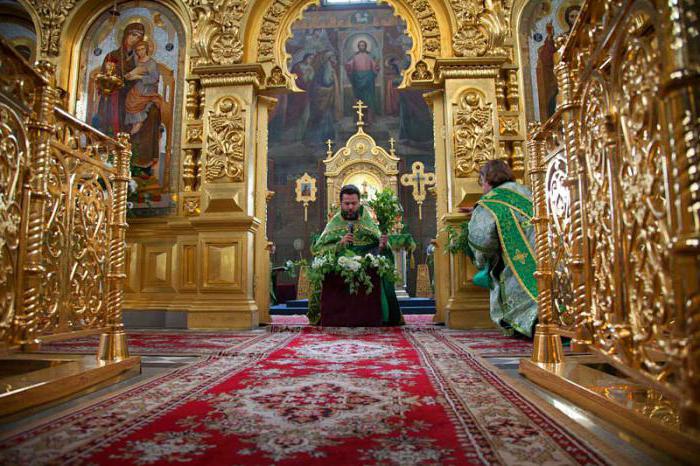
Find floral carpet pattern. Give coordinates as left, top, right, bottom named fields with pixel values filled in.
left=1, top=328, right=610, bottom=465
left=447, top=330, right=574, bottom=358
left=38, top=330, right=264, bottom=355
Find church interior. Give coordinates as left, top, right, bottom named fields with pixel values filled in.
left=0, top=0, right=698, bottom=464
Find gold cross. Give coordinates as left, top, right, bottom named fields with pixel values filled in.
left=513, top=249, right=527, bottom=264
left=400, top=161, right=435, bottom=220
left=389, top=137, right=396, bottom=155
left=326, top=138, right=334, bottom=156
left=353, top=100, right=367, bottom=126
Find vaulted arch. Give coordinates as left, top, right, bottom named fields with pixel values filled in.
left=241, top=0, right=455, bottom=89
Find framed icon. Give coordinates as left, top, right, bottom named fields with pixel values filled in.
left=295, top=173, right=317, bottom=221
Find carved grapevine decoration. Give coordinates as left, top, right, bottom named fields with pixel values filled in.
left=206, top=97, right=245, bottom=182
left=454, top=90, right=495, bottom=177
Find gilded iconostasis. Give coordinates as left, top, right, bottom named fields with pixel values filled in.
left=0, top=0, right=582, bottom=296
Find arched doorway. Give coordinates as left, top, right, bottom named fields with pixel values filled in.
left=265, top=0, right=437, bottom=301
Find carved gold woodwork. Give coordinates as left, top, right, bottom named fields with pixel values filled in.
left=323, top=102, right=400, bottom=210
left=186, top=0, right=247, bottom=67
left=453, top=88, right=496, bottom=177
left=186, top=80, right=200, bottom=120
left=528, top=122, right=564, bottom=364
left=0, top=41, right=131, bottom=358
left=186, top=124, right=204, bottom=144
left=182, top=149, right=196, bottom=192
left=205, top=96, right=245, bottom=182
left=522, top=0, right=700, bottom=455
left=450, top=0, right=507, bottom=58
left=28, top=0, right=78, bottom=57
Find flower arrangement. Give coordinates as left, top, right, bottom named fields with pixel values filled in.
left=367, top=188, right=403, bottom=234
left=309, top=251, right=396, bottom=295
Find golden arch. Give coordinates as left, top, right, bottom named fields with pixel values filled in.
left=241, top=0, right=455, bottom=90
left=53, top=0, right=193, bottom=95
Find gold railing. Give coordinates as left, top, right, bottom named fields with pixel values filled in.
left=529, top=0, right=699, bottom=431
left=0, top=39, right=131, bottom=360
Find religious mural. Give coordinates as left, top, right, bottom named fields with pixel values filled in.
left=75, top=1, right=185, bottom=216
left=268, top=4, right=435, bottom=293
left=521, top=0, right=582, bottom=122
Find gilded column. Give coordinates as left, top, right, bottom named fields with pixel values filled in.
left=254, top=95, right=277, bottom=324
left=98, top=134, right=131, bottom=361
left=435, top=59, right=506, bottom=329
left=554, top=42, right=592, bottom=351
left=424, top=90, right=449, bottom=323
left=190, top=64, right=265, bottom=329
left=659, top=0, right=700, bottom=430
left=13, top=61, right=55, bottom=347
left=528, top=122, right=564, bottom=364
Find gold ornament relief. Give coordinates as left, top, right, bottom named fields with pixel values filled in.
left=205, top=96, right=245, bottom=182
left=454, top=89, right=495, bottom=177
left=450, top=0, right=507, bottom=57
left=186, top=0, right=247, bottom=66
left=28, top=0, right=78, bottom=57
left=186, top=124, right=204, bottom=144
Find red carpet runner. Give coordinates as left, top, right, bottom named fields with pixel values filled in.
left=1, top=328, right=610, bottom=465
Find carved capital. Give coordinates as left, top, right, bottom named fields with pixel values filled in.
left=450, top=0, right=507, bottom=57
left=186, top=0, right=247, bottom=66
left=29, top=0, right=78, bottom=57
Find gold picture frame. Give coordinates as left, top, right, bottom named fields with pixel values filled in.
left=295, top=173, right=317, bottom=221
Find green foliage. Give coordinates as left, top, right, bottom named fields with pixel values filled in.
left=388, top=233, right=417, bottom=254
left=367, top=188, right=403, bottom=234
left=444, top=222, right=473, bottom=258
left=283, top=259, right=308, bottom=278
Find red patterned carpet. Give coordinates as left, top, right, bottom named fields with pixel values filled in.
left=447, top=329, right=535, bottom=357
left=38, top=331, right=261, bottom=355
left=2, top=328, right=612, bottom=465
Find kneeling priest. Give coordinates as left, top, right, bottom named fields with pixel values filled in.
left=309, top=185, right=402, bottom=326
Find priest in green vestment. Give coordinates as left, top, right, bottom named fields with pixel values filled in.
left=461, top=160, right=538, bottom=337
left=310, top=185, right=402, bottom=326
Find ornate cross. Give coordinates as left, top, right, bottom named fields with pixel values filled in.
left=353, top=100, right=367, bottom=126
left=400, top=161, right=436, bottom=220
left=326, top=138, right=334, bottom=157
left=513, top=249, right=528, bottom=264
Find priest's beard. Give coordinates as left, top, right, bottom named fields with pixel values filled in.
left=341, top=209, right=359, bottom=220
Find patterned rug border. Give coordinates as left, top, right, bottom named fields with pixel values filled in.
left=2, top=327, right=631, bottom=466
left=0, top=331, right=289, bottom=442
left=420, top=330, right=634, bottom=466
